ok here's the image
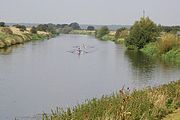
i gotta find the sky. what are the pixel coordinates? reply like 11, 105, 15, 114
0, 0, 179, 25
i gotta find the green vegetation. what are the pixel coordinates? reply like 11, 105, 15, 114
30, 26, 38, 34
60, 26, 73, 34
13, 24, 27, 32
159, 25, 180, 33
70, 30, 95, 35
125, 17, 160, 49
141, 33, 180, 64
163, 108, 180, 120
31, 33, 49, 40
101, 34, 115, 41
43, 80, 180, 120
69, 22, 81, 30
115, 27, 128, 39
87, 26, 95, 31
95, 26, 110, 40
0, 22, 5, 27
36, 24, 59, 34
0, 26, 52, 48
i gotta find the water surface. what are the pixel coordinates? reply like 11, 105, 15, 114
0, 35, 179, 119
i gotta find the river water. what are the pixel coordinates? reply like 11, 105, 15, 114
0, 34, 179, 119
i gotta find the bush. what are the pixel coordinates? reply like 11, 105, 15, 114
95, 26, 109, 39
87, 26, 95, 31
0, 22, 5, 27
125, 17, 160, 49
13, 24, 26, 31
30, 26, 37, 34
36, 24, 57, 34
61, 26, 73, 34
101, 34, 115, 41
141, 42, 158, 56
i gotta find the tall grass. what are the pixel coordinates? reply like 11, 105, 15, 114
43, 80, 180, 120
157, 33, 180, 54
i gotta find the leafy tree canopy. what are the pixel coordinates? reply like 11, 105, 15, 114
69, 22, 81, 30
95, 26, 109, 39
87, 26, 95, 31
125, 17, 160, 49
0, 22, 5, 27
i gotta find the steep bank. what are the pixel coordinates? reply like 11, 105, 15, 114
0, 27, 53, 49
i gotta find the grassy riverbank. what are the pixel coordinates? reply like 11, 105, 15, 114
43, 80, 180, 120
0, 26, 52, 48
141, 33, 180, 64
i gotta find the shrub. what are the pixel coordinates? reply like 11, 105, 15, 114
36, 24, 57, 34
101, 34, 115, 41
95, 26, 109, 39
30, 26, 37, 34
13, 24, 26, 31
125, 17, 160, 49
61, 26, 73, 34
87, 26, 95, 31
140, 42, 158, 56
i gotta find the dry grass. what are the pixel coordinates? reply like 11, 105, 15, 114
157, 33, 180, 54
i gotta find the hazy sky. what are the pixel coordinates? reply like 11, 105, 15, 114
0, 0, 179, 25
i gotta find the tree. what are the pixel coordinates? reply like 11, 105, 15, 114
69, 22, 81, 30
87, 26, 95, 31
61, 26, 73, 34
125, 17, 159, 49
95, 26, 109, 39
13, 24, 26, 31
36, 24, 57, 34
0, 22, 5, 27
30, 26, 37, 34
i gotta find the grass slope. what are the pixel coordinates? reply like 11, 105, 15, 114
43, 80, 180, 120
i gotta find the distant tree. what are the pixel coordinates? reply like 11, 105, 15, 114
56, 24, 69, 28
36, 24, 48, 32
159, 25, 180, 33
61, 26, 73, 34
95, 26, 109, 39
87, 26, 95, 31
125, 17, 159, 49
0, 22, 5, 27
13, 24, 26, 31
36, 24, 57, 34
69, 22, 81, 30
30, 26, 37, 34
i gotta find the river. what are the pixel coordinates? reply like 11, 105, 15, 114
0, 34, 180, 120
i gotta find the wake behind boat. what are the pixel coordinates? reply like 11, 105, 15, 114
67, 44, 96, 55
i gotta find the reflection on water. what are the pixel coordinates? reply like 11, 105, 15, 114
0, 35, 179, 120
0, 44, 25, 55
125, 49, 180, 88
125, 50, 156, 84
